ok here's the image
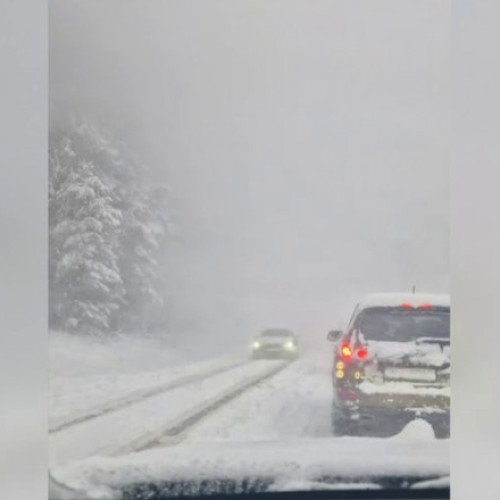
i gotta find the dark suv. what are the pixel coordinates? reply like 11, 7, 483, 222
327, 293, 450, 438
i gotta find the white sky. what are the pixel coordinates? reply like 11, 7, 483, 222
50, 0, 450, 344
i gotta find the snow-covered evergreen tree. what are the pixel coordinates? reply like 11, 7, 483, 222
49, 124, 125, 335
117, 189, 164, 332
125, 184, 171, 333
49, 116, 171, 335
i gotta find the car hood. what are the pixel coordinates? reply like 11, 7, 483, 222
50, 421, 449, 499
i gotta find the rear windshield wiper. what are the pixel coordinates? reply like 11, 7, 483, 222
415, 337, 450, 351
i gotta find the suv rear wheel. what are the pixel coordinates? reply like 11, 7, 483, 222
431, 419, 450, 439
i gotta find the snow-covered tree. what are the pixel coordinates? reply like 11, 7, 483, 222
49, 116, 171, 335
49, 127, 125, 335
116, 188, 165, 332
129, 184, 172, 333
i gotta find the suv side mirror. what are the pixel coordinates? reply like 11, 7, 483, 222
327, 330, 343, 342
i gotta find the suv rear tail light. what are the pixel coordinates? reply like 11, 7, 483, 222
357, 347, 368, 360
401, 302, 434, 309
341, 343, 353, 359
341, 344, 368, 360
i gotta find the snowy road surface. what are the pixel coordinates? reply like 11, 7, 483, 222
50, 348, 448, 485
50, 350, 333, 466
50, 358, 287, 465
181, 353, 333, 444
50, 355, 248, 432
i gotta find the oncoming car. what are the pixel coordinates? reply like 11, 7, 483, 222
251, 328, 299, 359
327, 293, 450, 438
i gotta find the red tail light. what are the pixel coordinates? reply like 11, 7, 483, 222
341, 343, 353, 359
341, 343, 368, 360
357, 347, 369, 360
401, 302, 434, 309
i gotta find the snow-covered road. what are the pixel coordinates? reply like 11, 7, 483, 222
50, 349, 334, 467
50, 347, 447, 478
181, 351, 333, 444
50, 357, 289, 466
51, 348, 450, 497
50, 355, 248, 432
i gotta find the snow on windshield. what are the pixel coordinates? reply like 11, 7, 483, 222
49, 0, 449, 496
54, 431, 449, 497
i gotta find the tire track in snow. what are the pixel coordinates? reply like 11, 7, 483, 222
178, 351, 334, 444
50, 359, 248, 433
50, 360, 288, 465
115, 361, 291, 454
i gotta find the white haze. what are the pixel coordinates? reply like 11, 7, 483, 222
50, 0, 449, 352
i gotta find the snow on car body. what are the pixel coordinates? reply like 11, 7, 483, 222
327, 293, 450, 438
51, 433, 449, 498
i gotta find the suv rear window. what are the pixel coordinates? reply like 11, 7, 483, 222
353, 307, 450, 342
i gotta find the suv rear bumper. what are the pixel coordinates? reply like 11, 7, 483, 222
332, 400, 449, 438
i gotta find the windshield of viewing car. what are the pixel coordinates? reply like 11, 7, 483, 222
48, 0, 450, 497
355, 308, 450, 342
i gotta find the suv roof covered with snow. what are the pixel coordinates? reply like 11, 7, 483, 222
356, 293, 450, 310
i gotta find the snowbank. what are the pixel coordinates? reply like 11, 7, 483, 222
50, 331, 196, 378
49, 330, 248, 378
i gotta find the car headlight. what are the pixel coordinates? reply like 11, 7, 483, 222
284, 340, 296, 350
252, 341, 261, 349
